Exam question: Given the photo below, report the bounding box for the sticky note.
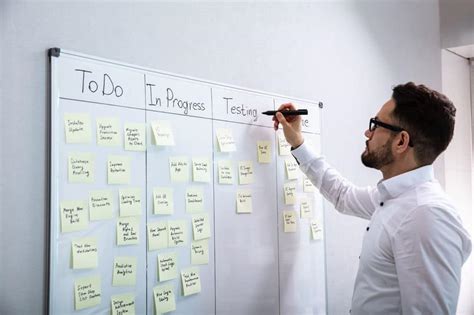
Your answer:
[191,214,211,241]
[74,275,101,310]
[151,121,175,146]
[300,199,312,218]
[168,220,187,247]
[124,123,146,151]
[64,113,91,144]
[157,252,178,282]
[153,284,176,314]
[283,210,297,233]
[119,188,142,217]
[112,256,137,286]
[238,161,254,185]
[153,187,173,215]
[285,158,299,180]
[283,182,297,205]
[192,158,210,182]
[117,218,140,246]
[111,293,135,315]
[96,117,120,146]
[68,153,95,183]
[257,141,272,163]
[218,160,233,184]
[71,237,98,269]
[216,128,236,152]
[108,156,130,184]
[169,157,189,182]
[191,240,209,265]
[60,200,88,233]
[303,177,315,192]
[89,190,113,221]
[185,187,204,213]
[147,221,168,251]
[310,219,323,240]
[181,267,201,296]
[278,133,291,156]
[236,190,252,214]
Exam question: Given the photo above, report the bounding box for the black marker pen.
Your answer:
[262,109,308,116]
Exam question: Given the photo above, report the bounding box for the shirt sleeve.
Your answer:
[392,205,470,314]
[291,141,377,220]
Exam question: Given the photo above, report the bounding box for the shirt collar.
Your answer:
[377,165,435,201]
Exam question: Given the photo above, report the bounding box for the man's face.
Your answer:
[361,100,397,169]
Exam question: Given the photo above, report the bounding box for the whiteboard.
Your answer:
[49,48,326,315]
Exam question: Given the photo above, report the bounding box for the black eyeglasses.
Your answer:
[369,118,414,147]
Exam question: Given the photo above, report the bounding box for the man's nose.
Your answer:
[364,129,372,139]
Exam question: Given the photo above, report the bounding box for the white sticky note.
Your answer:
[168,220,187,247]
[192,158,210,182]
[89,190,113,221]
[119,188,142,217]
[64,113,91,144]
[157,252,178,282]
[285,158,299,180]
[283,182,297,205]
[192,214,211,241]
[151,121,175,146]
[303,177,315,192]
[111,293,135,315]
[218,160,233,184]
[169,157,189,182]
[68,153,95,183]
[74,275,101,310]
[216,128,236,152]
[310,219,323,240]
[153,187,174,215]
[147,221,168,251]
[60,200,88,233]
[236,190,252,214]
[181,267,201,296]
[238,161,254,185]
[257,141,272,163]
[112,256,137,286]
[108,156,130,185]
[124,123,146,151]
[153,284,176,314]
[283,210,297,233]
[278,133,291,156]
[96,117,121,146]
[185,187,204,213]
[117,218,140,246]
[71,237,98,269]
[300,199,312,218]
[191,240,209,265]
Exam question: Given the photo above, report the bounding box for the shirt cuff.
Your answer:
[291,141,318,165]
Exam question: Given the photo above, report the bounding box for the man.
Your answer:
[274,82,472,314]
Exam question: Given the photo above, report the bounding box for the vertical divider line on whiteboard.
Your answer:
[273,98,281,315]
[143,73,149,313]
[210,87,217,315]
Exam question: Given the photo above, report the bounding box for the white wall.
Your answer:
[0,1,443,314]
[440,0,474,48]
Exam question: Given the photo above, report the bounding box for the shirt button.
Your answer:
[380,202,384,206]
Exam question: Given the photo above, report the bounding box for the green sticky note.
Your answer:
[153,284,176,314]
[238,161,254,185]
[89,190,113,220]
[236,190,252,214]
[151,121,175,146]
[74,275,101,310]
[283,182,297,205]
[181,267,201,296]
[119,188,142,217]
[169,157,189,182]
[278,132,291,156]
[157,252,178,282]
[60,200,88,233]
[192,158,210,182]
[257,141,272,163]
[216,128,236,152]
[192,214,211,241]
[111,293,135,315]
[148,221,168,251]
[310,219,323,240]
[124,123,146,151]
[217,160,233,184]
[283,210,297,233]
[112,256,137,286]
[96,117,121,146]
[168,220,187,247]
[68,153,95,183]
[117,218,140,246]
[108,155,131,185]
[185,187,204,213]
[153,187,173,215]
[64,113,91,144]
[71,237,98,269]
[285,158,299,180]
[300,199,312,218]
[191,240,209,265]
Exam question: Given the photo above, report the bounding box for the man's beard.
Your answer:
[361,138,394,169]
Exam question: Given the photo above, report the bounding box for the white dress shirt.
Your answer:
[292,142,472,315]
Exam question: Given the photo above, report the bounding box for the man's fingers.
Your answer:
[277,103,297,111]
[275,112,290,127]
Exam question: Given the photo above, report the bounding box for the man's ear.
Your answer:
[396,131,411,152]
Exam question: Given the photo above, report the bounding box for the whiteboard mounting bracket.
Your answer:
[48,47,61,58]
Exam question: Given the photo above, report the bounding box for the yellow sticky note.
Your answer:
[236,190,252,214]
[117,218,140,246]
[89,190,113,221]
[218,160,233,184]
[238,161,254,185]
[303,177,315,192]
[257,141,272,163]
[147,221,168,251]
[60,200,88,233]
[153,187,174,215]
[74,275,101,310]
[157,252,178,282]
[153,284,176,314]
[278,133,291,156]
[192,158,210,182]
[112,256,137,286]
[283,210,297,233]
[216,128,236,152]
[151,121,175,146]
[285,158,299,180]
[68,153,95,183]
[283,182,297,205]
[185,187,204,213]
[192,214,211,241]
[181,267,201,296]
[111,293,135,315]
[168,220,187,247]
[124,123,146,151]
[300,199,312,218]
[119,188,142,217]
[96,117,121,146]
[64,113,91,144]
[108,156,131,185]
[71,237,98,269]
[310,219,323,240]
[191,240,209,265]
[169,157,189,182]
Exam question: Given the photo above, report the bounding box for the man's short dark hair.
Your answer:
[391,82,456,165]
